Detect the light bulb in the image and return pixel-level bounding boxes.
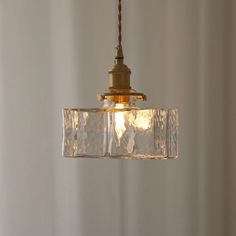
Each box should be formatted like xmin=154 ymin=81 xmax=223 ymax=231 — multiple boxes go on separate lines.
xmin=113 ymin=104 xmax=152 ymax=146
xmin=114 ymin=103 xmax=126 ymax=143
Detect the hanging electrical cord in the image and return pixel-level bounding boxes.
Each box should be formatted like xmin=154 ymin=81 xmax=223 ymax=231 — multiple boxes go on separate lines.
xmin=118 ymin=0 xmax=122 ymax=47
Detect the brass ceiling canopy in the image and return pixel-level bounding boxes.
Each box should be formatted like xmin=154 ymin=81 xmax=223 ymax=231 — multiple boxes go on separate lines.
xmin=97 ymin=0 xmax=146 ymax=103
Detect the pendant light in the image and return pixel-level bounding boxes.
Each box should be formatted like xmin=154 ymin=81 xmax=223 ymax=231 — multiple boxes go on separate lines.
xmin=62 ymin=0 xmax=178 ymax=160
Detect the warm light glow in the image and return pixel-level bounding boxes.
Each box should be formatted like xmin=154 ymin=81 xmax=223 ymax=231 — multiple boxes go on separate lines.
xmin=115 ymin=103 xmax=125 ymax=109
xmin=133 ymin=110 xmax=152 ymax=130
xmin=114 ymin=105 xmax=152 ymax=144
xmin=114 ymin=103 xmax=126 ymax=143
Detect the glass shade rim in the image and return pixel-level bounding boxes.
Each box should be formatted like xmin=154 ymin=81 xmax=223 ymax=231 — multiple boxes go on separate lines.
xmin=63 ymin=154 xmax=178 ymax=160
xmin=63 ymin=107 xmax=178 ymax=113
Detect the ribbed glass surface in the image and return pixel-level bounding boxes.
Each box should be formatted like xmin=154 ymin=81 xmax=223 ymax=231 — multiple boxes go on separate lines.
xmin=63 ymin=108 xmax=178 ymax=159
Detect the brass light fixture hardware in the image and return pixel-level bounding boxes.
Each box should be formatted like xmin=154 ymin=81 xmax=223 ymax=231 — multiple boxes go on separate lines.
xmin=98 ymin=0 xmax=146 ymax=103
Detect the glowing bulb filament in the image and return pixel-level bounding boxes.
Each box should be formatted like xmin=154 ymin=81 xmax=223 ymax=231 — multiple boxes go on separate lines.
xmin=115 ymin=112 xmax=126 ymax=140
xmin=114 ymin=103 xmax=126 ymax=144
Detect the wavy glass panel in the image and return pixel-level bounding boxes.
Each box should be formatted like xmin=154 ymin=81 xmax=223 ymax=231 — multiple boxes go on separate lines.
xmin=63 ymin=108 xmax=178 ymax=159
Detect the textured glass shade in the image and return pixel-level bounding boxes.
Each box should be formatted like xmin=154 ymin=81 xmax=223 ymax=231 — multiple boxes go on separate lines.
xmin=63 ymin=107 xmax=178 ymax=160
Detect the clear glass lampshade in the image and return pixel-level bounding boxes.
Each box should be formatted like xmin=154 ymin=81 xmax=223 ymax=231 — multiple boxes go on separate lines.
xmin=62 ymin=101 xmax=178 ymax=160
